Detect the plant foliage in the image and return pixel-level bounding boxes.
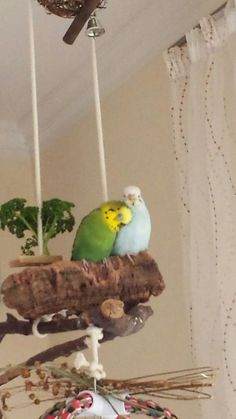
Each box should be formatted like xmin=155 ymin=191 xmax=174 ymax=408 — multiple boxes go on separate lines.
xmin=0 ymin=198 xmax=75 ymax=255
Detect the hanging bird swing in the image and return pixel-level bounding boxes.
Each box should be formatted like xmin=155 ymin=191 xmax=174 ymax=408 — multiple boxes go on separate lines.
xmin=0 ymin=0 xmax=164 ymax=353
xmin=0 ymin=1 xmax=217 ymax=418
xmin=0 ymin=0 xmax=163 ymax=333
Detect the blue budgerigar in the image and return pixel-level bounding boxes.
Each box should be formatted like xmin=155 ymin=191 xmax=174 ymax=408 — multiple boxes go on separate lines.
xmin=111 ymin=185 xmax=151 ymax=256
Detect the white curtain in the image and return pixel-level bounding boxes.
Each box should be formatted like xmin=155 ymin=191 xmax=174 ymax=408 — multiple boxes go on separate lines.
xmin=164 ymin=1 xmax=236 ymax=417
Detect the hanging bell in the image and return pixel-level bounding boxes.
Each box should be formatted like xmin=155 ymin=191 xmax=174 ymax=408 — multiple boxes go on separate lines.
xmin=86 ymin=13 xmax=105 ymax=37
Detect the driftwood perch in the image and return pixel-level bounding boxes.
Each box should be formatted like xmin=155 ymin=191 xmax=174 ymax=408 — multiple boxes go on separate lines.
xmin=1 ymin=252 xmax=165 ymax=321
xmin=0 ymin=253 xmax=164 ymax=387
xmin=0 ymin=305 xmax=153 ymax=342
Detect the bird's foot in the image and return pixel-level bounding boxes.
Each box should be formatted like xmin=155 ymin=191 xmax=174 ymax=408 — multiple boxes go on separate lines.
xmin=127 ymin=254 xmax=135 ymax=265
xmin=82 ymin=259 xmax=90 ymax=272
xmin=102 ymin=257 xmax=111 ymax=269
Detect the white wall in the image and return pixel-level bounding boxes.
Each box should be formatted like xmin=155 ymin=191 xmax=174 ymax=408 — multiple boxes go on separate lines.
xmin=0 ymin=52 xmax=201 ymax=419
xmin=42 ymin=54 xmax=200 ymax=417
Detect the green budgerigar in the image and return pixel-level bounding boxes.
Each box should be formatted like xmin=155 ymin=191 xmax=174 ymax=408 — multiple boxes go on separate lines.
xmin=71 ymin=200 xmax=132 ymax=262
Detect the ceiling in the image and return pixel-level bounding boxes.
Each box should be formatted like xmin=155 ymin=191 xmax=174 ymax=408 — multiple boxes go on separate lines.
xmin=0 ymin=0 xmax=223 ymax=154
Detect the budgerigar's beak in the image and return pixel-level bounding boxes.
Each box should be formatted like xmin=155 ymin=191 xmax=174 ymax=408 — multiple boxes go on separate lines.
xmin=127 ymin=194 xmax=137 ymax=206
xmin=115 ymin=214 xmax=126 ymax=226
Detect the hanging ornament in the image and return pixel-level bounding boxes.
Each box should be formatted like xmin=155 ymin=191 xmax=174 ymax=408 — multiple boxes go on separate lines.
xmin=37 ymin=0 xmax=107 ymax=44
xmin=41 ymin=327 xmax=177 ymax=419
xmin=0 ymin=323 xmax=216 ymax=418
xmin=0 ymin=361 xmax=216 ymax=418
xmin=37 ymin=0 xmax=85 ymax=18
xmin=41 ymin=391 xmax=177 ymax=419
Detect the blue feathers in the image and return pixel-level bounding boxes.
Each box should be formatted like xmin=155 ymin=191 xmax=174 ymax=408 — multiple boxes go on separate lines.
xmin=112 ymin=186 xmax=151 ymax=256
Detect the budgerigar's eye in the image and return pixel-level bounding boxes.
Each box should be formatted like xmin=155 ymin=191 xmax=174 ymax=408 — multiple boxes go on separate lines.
xmin=116 ymin=213 xmax=123 ymax=220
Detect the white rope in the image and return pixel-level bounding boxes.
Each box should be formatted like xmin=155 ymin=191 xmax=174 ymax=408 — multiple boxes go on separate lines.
xmin=90 ymin=33 xmax=107 ymax=394
xmin=74 ymin=326 xmax=106 ymax=381
xmin=28 ymin=0 xmax=44 ymax=255
xmin=91 ymin=38 xmax=108 ymax=202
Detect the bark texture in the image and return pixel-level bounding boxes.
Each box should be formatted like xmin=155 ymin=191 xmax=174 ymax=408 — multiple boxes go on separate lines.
xmin=1 ymin=252 xmax=165 ymax=320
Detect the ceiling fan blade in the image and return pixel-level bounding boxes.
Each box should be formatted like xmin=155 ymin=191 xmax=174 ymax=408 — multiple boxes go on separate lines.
xmin=63 ymin=0 xmax=102 ymax=44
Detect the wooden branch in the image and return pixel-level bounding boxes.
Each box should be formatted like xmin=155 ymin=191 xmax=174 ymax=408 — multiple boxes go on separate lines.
xmin=0 ymin=332 xmax=114 ymax=387
xmin=100 ymin=299 xmax=125 ymax=319
xmin=0 ymin=305 xmax=153 ymax=342
xmin=63 ymin=0 xmax=102 ymax=44
xmin=0 ymin=313 xmax=87 ymax=342
xmin=83 ymin=304 xmax=153 ymax=337
xmin=1 ymin=252 xmax=164 ymax=320
xmin=0 ymin=304 xmax=153 ymax=387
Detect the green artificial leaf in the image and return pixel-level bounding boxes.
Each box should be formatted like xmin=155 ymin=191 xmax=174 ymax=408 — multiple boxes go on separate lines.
xmin=0 ymin=199 xmax=38 ymax=238
xmin=42 ymin=199 xmax=75 ymax=240
xmin=0 ymin=197 xmax=75 ymax=256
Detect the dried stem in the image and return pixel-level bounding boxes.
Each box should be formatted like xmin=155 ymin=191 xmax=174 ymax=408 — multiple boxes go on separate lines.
xmin=0 ymin=332 xmax=114 ymax=387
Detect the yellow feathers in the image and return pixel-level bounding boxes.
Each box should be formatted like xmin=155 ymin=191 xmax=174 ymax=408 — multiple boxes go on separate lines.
xmin=100 ymin=201 xmax=132 ymax=232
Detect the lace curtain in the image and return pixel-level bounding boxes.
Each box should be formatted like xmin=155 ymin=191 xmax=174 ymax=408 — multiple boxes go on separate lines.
xmin=164 ymin=1 xmax=236 ymax=417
